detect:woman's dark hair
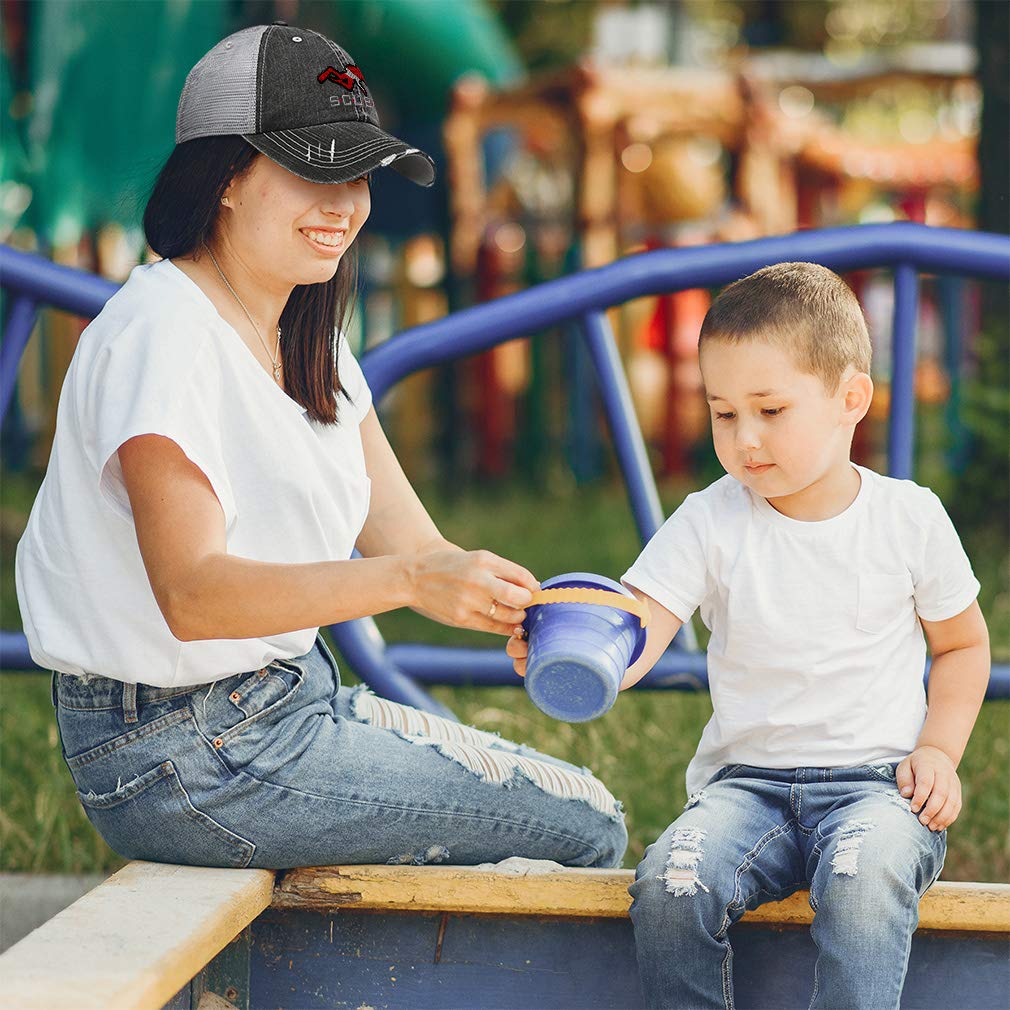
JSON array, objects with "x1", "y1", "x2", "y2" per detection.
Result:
[{"x1": 142, "y1": 135, "x2": 361, "y2": 425}]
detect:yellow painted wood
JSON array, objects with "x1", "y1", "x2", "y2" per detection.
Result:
[
  {"x1": 0, "y1": 860, "x2": 275, "y2": 1010},
  {"x1": 273, "y1": 865, "x2": 1010, "y2": 933}
]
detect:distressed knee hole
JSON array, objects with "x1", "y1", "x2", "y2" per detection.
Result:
[
  {"x1": 662, "y1": 826, "x2": 709, "y2": 895},
  {"x1": 831, "y1": 816, "x2": 874, "y2": 876},
  {"x1": 434, "y1": 740, "x2": 623, "y2": 821},
  {"x1": 350, "y1": 685, "x2": 523, "y2": 753},
  {"x1": 350, "y1": 687, "x2": 623, "y2": 822}
]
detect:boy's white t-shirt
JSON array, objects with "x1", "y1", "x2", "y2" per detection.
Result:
[
  {"x1": 15, "y1": 257, "x2": 373, "y2": 687},
  {"x1": 621, "y1": 462, "x2": 981, "y2": 797}
]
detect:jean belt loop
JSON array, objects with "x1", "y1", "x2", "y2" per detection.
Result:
[
  {"x1": 123, "y1": 681, "x2": 139, "y2": 724},
  {"x1": 50, "y1": 670, "x2": 58, "y2": 709}
]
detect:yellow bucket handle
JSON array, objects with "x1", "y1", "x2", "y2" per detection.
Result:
[{"x1": 527, "y1": 587, "x2": 650, "y2": 629}]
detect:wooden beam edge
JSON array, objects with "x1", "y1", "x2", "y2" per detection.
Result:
[
  {"x1": 0, "y1": 861, "x2": 275, "y2": 1010},
  {"x1": 271, "y1": 866, "x2": 1010, "y2": 934}
]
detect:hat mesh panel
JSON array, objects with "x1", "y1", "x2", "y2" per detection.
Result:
[{"x1": 176, "y1": 26, "x2": 266, "y2": 144}]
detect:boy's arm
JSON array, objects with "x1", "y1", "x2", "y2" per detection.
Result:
[
  {"x1": 618, "y1": 587, "x2": 684, "y2": 691},
  {"x1": 896, "y1": 599, "x2": 990, "y2": 832}
]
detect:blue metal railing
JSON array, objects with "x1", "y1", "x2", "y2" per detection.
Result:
[{"x1": 2, "y1": 223, "x2": 1008, "y2": 712}]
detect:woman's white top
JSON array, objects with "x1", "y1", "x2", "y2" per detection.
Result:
[{"x1": 15, "y1": 257, "x2": 373, "y2": 687}]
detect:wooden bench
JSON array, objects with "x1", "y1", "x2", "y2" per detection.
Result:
[{"x1": 1, "y1": 861, "x2": 1007, "y2": 1010}]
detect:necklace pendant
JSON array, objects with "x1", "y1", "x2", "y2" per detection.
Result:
[{"x1": 273, "y1": 363, "x2": 282, "y2": 382}]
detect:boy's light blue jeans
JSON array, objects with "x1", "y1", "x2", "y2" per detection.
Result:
[
  {"x1": 629, "y1": 762, "x2": 946, "y2": 1010},
  {"x1": 51, "y1": 633, "x2": 627, "y2": 870}
]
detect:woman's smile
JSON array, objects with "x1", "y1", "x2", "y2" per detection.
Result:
[{"x1": 301, "y1": 229, "x2": 346, "y2": 255}]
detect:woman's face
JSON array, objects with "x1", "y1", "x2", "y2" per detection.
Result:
[{"x1": 218, "y1": 154, "x2": 371, "y2": 288}]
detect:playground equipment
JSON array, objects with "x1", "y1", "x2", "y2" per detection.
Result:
[
  {"x1": 522, "y1": 572, "x2": 649, "y2": 722},
  {"x1": 443, "y1": 55, "x2": 982, "y2": 480},
  {"x1": 2, "y1": 223, "x2": 1009, "y2": 712},
  {"x1": 1, "y1": 223, "x2": 1009, "y2": 1009}
]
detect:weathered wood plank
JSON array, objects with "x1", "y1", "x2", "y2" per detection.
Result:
[
  {"x1": 0, "y1": 861, "x2": 274, "y2": 1010},
  {"x1": 272, "y1": 866, "x2": 1010, "y2": 933}
]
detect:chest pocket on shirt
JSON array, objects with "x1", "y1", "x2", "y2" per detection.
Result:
[{"x1": 856, "y1": 572, "x2": 913, "y2": 634}]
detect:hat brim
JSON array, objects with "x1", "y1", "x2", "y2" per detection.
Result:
[{"x1": 242, "y1": 121, "x2": 435, "y2": 187}]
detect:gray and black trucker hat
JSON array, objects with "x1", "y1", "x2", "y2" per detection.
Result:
[{"x1": 175, "y1": 21, "x2": 435, "y2": 187}]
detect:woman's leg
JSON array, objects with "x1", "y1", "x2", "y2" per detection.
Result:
[
  {"x1": 59, "y1": 637, "x2": 627, "y2": 871},
  {"x1": 629, "y1": 768, "x2": 806, "y2": 1010},
  {"x1": 804, "y1": 772, "x2": 947, "y2": 1010}
]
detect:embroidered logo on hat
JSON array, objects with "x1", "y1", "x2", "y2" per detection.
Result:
[{"x1": 318, "y1": 64, "x2": 366, "y2": 90}]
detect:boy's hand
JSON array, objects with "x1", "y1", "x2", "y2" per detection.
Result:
[
  {"x1": 506, "y1": 626, "x2": 528, "y2": 678},
  {"x1": 895, "y1": 746, "x2": 962, "y2": 832}
]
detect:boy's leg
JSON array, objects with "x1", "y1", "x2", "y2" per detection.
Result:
[
  {"x1": 804, "y1": 768, "x2": 947, "y2": 1010},
  {"x1": 628, "y1": 767, "x2": 807, "y2": 1010}
]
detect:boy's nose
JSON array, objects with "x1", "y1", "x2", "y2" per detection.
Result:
[{"x1": 735, "y1": 427, "x2": 761, "y2": 451}]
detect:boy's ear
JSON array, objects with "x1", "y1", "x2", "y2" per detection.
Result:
[{"x1": 841, "y1": 371, "x2": 874, "y2": 425}]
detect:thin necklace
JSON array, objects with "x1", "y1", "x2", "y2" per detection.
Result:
[{"x1": 202, "y1": 241, "x2": 283, "y2": 384}]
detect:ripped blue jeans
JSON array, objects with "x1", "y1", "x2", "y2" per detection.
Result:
[
  {"x1": 52, "y1": 633, "x2": 627, "y2": 870},
  {"x1": 628, "y1": 763, "x2": 947, "y2": 1010}
]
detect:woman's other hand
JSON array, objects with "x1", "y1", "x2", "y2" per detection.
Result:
[
  {"x1": 506, "y1": 627, "x2": 528, "y2": 678},
  {"x1": 407, "y1": 547, "x2": 539, "y2": 635}
]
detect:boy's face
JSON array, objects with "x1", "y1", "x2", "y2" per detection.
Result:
[{"x1": 700, "y1": 338, "x2": 870, "y2": 504}]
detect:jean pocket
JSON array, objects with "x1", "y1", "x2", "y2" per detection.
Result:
[
  {"x1": 200, "y1": 662, "x2": 305, "y2": 741},
  {"x1": 76, "y1": 758, "x2": 256, "y2": 868},
  {"x1": 63, "y1": 706, "x2": 193, "y2": 772},
  {"x1": 859, "y1": 762, "x2": 900, "y2": 783}
]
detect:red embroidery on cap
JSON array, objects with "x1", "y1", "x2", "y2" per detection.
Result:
[{"x1": 317, "y1": 64, "x2": 365, "y2": 91}]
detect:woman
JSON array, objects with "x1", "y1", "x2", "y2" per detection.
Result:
[{"x1": 15, "y1": 23, "x2": 626, "y2": 871}]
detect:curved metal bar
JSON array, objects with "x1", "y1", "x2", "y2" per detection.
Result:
[
  {"x1": 1, "y1": 295, "x2": 39, "y2": 423},
  {"x1": 890, "y1": 263, "x2": 921, "y2": 481},
  {"x1": 577, "y1": 310, "x2": 665, "y2": 544},
  {"x1": 0, "y1": 244, "x2": 120, "y2": 315},
  {"x1": 361, "y1": 224, "x2": 1010, "y2": 402},
  {"x1": 381, "y1": 643, "x2": 1008, "y2": 701},
  {"x1": 326, "y1": 619, "x2": 458, "y2": 719}
]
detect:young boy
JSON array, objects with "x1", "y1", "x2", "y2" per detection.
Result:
[{"x1": 507, "y1": 262, "x2": 990, "y2": 1009}]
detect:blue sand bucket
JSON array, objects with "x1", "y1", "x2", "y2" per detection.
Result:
[{"x1": 521, "y1": 572, "x2": 649, "y2": 723}]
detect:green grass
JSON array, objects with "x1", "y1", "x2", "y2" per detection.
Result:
[{"x1": 2, "y1": 420, "x2": 1008, "y2": 879}]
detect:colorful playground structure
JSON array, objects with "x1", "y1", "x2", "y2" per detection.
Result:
[
  {"x1": 1, "y1": 223, "x2": 1008, "y2": 1008},
  {"x1": 439, "y1": 51, "x2": 983, "y2": 485}
]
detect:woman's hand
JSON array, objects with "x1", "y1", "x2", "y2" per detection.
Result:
[
  {"x1": 506, "y1": 627, "x2": 528, "y2": 678},
  {"x1": 407, "y1": 548, "x2": 539, "y2": 636}
]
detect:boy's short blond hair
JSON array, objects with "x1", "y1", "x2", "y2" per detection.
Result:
[{"x1": 698, "y1": 262, "x2": 872, "y2": 397}]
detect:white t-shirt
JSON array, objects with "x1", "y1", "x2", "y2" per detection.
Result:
[
  {"x1": 621, "y1": 462, "x2": 981, "y2": 797},
  {"x1": 15, "y1": 257, "x2": 373, "y2": 687}
]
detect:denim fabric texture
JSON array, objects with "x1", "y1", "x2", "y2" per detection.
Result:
[
  {"x1": 52, "y1": 634, "x2": 627, "y2": 870},
  {"x1": 628, "y1": 763, "x2": 947, "y2": 1010}
]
